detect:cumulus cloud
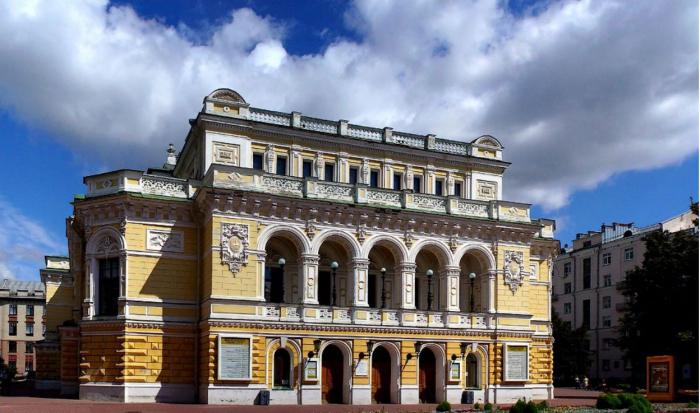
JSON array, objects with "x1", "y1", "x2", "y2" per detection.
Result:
[
  {"x1": 0, "y1": 198, "x2": 65, "y2": 280},
  {"x1": 0, "y1": 0, "x2": 696, "y2": 210}
]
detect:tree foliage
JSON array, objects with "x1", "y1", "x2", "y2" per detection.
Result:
[
  {"x1": 617, "y1": 228, "x2": 698, "y2": 388},
  {"x1": 552, "y1": 309, "x2": 590, "y2": 385}
]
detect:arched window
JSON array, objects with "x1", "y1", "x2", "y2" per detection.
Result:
[
  {"x1": 466, "y1": 353, "x2": 478, "y2": 388},
  {"x1": 273, "y1": 348, "x2": 291, "y2": 388}
]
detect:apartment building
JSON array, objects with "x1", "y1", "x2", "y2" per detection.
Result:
[{"x1": 0, "y1": 278, "x2": 45, "y2": 376}]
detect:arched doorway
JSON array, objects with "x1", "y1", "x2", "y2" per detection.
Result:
[
  {"x1": 322, "y1": 345, "x2": 345, "y2": 404},
  {"x1": 371, "y1": 346, "x2": 391, "y2": 403},
  {"x1": 318, "y1": 238, "x2": 354, "y2": 307},
  {"x1": 466, "y1": 353, "x2": 479, "y2": 388},
  {"x1": 419, "y1": 348, "x2": 437, "y2": 403},
  {"x1": 414, "y1": 245, "x2": 450, "y2": 311},
  {"x1": 264, "y1": 234, "x2": 303, "y2": 304},
  {"x1": 457, "y1": 248, "x2": 492, "y2": 313},
  {"x1": 273, "y1": 349, "x2": 291, "y2": 388},
  {"x1": 366, "y1": 239, "x2": 404, "y2": 309}
]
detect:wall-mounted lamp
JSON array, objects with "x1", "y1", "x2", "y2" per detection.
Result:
[
  {"x1": 414, "y1": 341, "x2": 423, "y2": 356},
  {"x1": 451, "y1": 353, "x2": 458, "y2": 361},
  {"x1": 313, "y1": 339, "x2": 321, "y2": 356},
  {"x1": 366, "y1": 340, "x2": 375, "y2": 357},
  {"x1": 460, "y1": 342, "x2": 468, "y2": 357}
]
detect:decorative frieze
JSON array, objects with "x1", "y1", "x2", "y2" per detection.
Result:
[
  {"x1": 141, "y1": 176, "x2": 188, "y2": 199},
  {"x1": 220, "y1": 223, "x2": 249, "y2": 274},
  {"x1": 146, "y1": 229, "x2": 184, "y2": 253}
]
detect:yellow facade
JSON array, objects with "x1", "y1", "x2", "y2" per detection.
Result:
[{"x1": 38, "y1": 88, "x2": 558, "y2": 405}]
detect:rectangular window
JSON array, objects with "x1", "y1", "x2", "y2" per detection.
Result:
[
  {"x1": 349, "y1": 167, "x2": 358, "y2": 184},
  {"x1": 276, "y1": 156, "x2": 287, "y2": 176},
  {"x1": 393, "y1": 173, "x2": 402, "y2": 190},
  {"x1": 603, "y1": 339, "x2": 614, "y2": 350},
  {"x1": 583, "y1": 258, "x2": 591, "y2": 289},
  {"x1": 603, "y1": 296, "x2": 611, "y2": 309},
  {"x1": 302, "y1": 160, "x2": 313, "y2": 178},
  {"x1": 563, "y1": 262, "x2": 571, "y2": 277},
  {"x1": 8, "y1": 341, "x2": 16, "y2": 353},
  {"x1": 435, "y1": 179, "x2": 444, "y2": 196},
  {"x1": 602, "y1": 316, "x2": 611, "y2": 327},
  {"x1": 564, "y1": 302, "x2": 572, "y2": 314},
  {"x1": 252, "y1": 153, "x2": 264, "y2": 170},
  {"x1": 583, "y1": 299, "x2": 591, "y2": 330},
  {"x1": 504, "y1": 344, "x2": 529, "y2": 381},
  {"x1": 370, "y1": 170, "x2": 379, "y2": 188},
  {"x1": 218, "y1": 335, "x2": 252, "y2": 380},
  {"x1": 454, "y1": 181, "x2": 462, "y2": 197},
  {"x1": 26, "y1": 361, "x2": 33, "y2": 372},
  {"x1": 26, "y1": 305, "x2": 34, "y2": 317},
  {"x1": 8, "y1": 322, "x2": 17, "y2": 336},
  {"x1": 602, "y1": 253, "x2": 611, "y2": 266},
  {"x1": 624, "y1": 247, "x2": 634, "y2": 261},
  {"x1": 413, "y1": 177, "x2": 422, "y2": 193},
  {"x1": 564, "y1": 282, "x2": 572, "y2": 294},
  {"x1": 324, "y1": 164, "x2": 335, "y2": 181},
  {"x1": 26, "y1": 324, "x2": 34, "y2": 336},
  {"x1": 26, "y1": 343, "x2": 34, "y2": 353},
  {"x1": 583, "y1": 240, "x2": 592, "y2": 248},
  {"x1": 602, "y1": 359, "x2": 611, "y2": 371},
  {"x1": 9, "y1": 304, "x2": 17, "y2": 315},
  {"x1": 604, "y1": 274, "x2": 612, "y2": 287},
  {"x1": 98, "y1": 257, "x2": 120, "y2": 317}
]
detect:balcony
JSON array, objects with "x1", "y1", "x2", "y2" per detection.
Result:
[{"x1": 209, "y1": 165, "x2": 534, "y2": 224}]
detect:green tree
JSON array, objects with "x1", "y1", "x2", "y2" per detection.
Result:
[
  {"x1": 552, "y1": 309, "x2": 590, "y2": 385},
  {"x1": 617, "y1": 228, "x2": 698, "y2": 388}
]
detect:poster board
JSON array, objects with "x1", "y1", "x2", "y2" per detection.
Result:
[
  {"x1": 646, "y1": 355, "x2": 674, "y2": 402},
  {"x1": 449, "y1": 360, "x2": 462, "y2": 382},
  {"x1": 355, "y1": 359, "x2": 368, "y2": 376},
  {"x1": 504, "y1": 343, "x2": 528, "y2": 381},
  {"x1": 218, "y1": 335, "x2": 252, "y2": 380},
  {"x1": 305, "y1": 358, "x2": 319, "y2": 381}
]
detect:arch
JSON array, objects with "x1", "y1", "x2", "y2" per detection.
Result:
[
  {"x1": 256, "y1": 224, "x2": 311, "y2": 254},
  {"x1": 361, "y1": 234, "x2": 409, "y2": 262},
  {"x1": 408, "y1": 239, "x2": 453, "y2": 267},
  {"x1": 205, "y1": 88, "x2": 247, "y2": 105},
  {"x1": 265, "y1": 338, "x2": 302, "y2": 389},
  {"x1": 371, "y1": 342, "x2": 401, "y2": 404},
  {"x1": 320, "y1": 340, "x2": 352, "y2": 404},
  {"x1": 471, "y1": 135, "x2": 503, "y2": 149},
  {"x1": 273, "y1": 348, "x2": 292, "y2": 388},
  {"x1": 85, "y1": 226, "x2": 126, "y2": 256},
  {"x1": 453, "y1": 244, "x2": 496, "y2": 271},
  {"x1": 311, "y1": 229, "x2": 362, "y2": 259},
  {"x1": 417, "y1": 343, "x2": 446, "y2": 403}
]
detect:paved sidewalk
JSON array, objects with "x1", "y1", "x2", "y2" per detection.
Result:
[{"x1": 0, "y1": 389, "x2": 600, "y2": 413}]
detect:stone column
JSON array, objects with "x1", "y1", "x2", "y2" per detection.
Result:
[
  {"x1": 397, "y1": 262, "x2": 417, "y2": 310},
  {"x1": 440, "y1": 266, "x2": 461, "y2": 311},
  {"x1": 254, "y1": 252, "x2": 267, "y2": 301},
  {"x1": 300, "y1": 253, "x2": 320, "y2": 305},
  {"x1": 487, "y1": 269, "x2": 497, "y2": 313},
  {"x1": 352, "y1": 258, "x2": 370, "y2": 307},
  {"x1": 338, "y1": 152, "x2": 348, "y2": 183}
]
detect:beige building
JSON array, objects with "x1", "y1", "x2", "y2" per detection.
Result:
[
  {"x1": 552, "y1": 209, "x2": 697, "y2": 382},
  {"x1": 37, "y1": 88, "x2": 559, "y2": 405},
  {"x1": 0, "y1": 278, "x2": 46, "y2": 376}
]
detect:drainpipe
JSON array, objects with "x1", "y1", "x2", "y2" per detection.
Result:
[
  {"x1": 193, "y1": 210, "x2": 202, "y2": 403},
  {"x1": 594, "y1": 245, "x2": 601, "y2": 383}
]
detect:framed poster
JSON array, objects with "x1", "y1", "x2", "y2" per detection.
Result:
[
  {"x1": 218, "y1": 334, "x2": 252, "y2": 380},
  {"x1": 355, "y1": 359, "x2": 368, "y2": 376},
  {"x1": 650, "y1": 362, "x2": 669, "y2": 392},
  {"x1": 646, "y1": 355, "x2": 674, "y2": 402},
  {"x1": 305, "y1": 358, "x2": 319, "y2": 381},
  {"x1": 504, "y1": 344, "x2": 528, "y2": 381},
  {"x1": 450, "y1": 360, "x2": 462, "y2": 382}
]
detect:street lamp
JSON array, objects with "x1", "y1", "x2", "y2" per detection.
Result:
[
  {"x1": 469, "y1": 272, "x2": 476, "y2": 312},
  {"x1": 278, "y1": 257, "x2": 286, "y2": 303},
  {"x1": 330, "y1": 261, "x2": 339, "y2": 306},
  {"x1": 380, "y1": 267, "x2": 387, "y2": 309},
  {"x1": 426, "y1": 269, "x2": 434, "y2": 310},
  {"x1": 460, "y1": 342, "x2": 468, "y2": 358}
]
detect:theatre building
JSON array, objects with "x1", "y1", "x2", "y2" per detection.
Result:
[{"x1": 37, "y1": 88, "x2": 558, "y2": 405}]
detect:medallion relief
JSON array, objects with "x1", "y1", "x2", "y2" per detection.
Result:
[
  {"x1": 504, "y1": 250, "x2": 525, "y2": 293},
  {"x1": 221, "y1": 223, "x2": 249, "y2": 274}
]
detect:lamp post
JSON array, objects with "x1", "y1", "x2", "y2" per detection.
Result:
[
  {"x1": 380, "y1": 267, "x2": 387, "y2": 309},
  {"x1": 469, "y1": 272, "x2": 476, "y2": 312},
  {"x1": 330, "y1": 261, "x2": 339, "y2": 306},
  {"x1": 426, "y1": 269, "x2": 434, "y2": 310},
  {"x1": 278, "y1": 257, "x2": 286, "y2": 303}
]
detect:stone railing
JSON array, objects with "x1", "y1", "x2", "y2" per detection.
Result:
[
  {"x1": 84, "y1": 170, "x2": 191, "y2": 199},
  {"x1": 244, "y1": 107, "x2": 504, "y2": 159},
  {"x1": 209, "y1": 165, "x2": 532, "y2": 223},
  {"x1": 141, "y1": 175, "x2": 189, "y2": 199},
  {"x1": 244, "y1": 303, "x2": 498, "y2": 330}
]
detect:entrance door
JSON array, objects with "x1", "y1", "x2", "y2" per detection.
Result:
[
  {"x1": 322, "y1": 345, "x2": 344, "y2": 403},
  {"x1": 372, "y1": 346, "x2": 391, "y2": 403},
  {"x1": 419, "y1": 349, "x2": 437, "y2": 403}
]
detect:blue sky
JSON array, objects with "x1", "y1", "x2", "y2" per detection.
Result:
[{"x1": 0, "y1": 0, "x2": 697, "y2": 280}]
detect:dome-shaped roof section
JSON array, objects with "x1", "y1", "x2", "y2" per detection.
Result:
[
  {"x1": 204, "y1": 88, "x2": 247, "y2": 105},
  {"x1": 471, "y1": 135, "x2": 503, "y2": 149}
]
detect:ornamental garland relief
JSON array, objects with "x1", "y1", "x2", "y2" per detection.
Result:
[
  {"x1": 221, "y1": 223, "x2": 249, "y2": 274},
  {"x1": 504, "y1": 250, "x2": 525, "y2": 293},
  {"x1": 147, "y1": 230, "x2": 184, "y2": 253}
]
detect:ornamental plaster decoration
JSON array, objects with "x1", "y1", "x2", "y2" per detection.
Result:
[
  {"x1": 448, "y1": 236, "x2": 458, "y2": 253},
  {"x1": 265, "y1": 145, "x2": 275, "y2": 173},
  {"x1": 476, "y1": 180, "x2": 497, "y2": 201},
  {"x1": 314, "y1": 153, "x2": 325, "y2": 179},
  {"x1": 455, "y1": 200, "x2": 489, "y2": 218},
  {"x1": 356, "y1": 225, "x2": 368, "y2": 243},
  {"x1": 504, "y1": 250, "x2": 525, "y2": 293},
  {"x1": 221, "y1": 223, "x2": 250, "y2": 274},
  {"x1": 213, "y1": 142, "x2": 240, "y2": 166},
  {"x1": 147, "y1": 230, "x2": 184, "y2": 253},
  {"x1": 361, "y1": 159, "x2": 370, "y2": 185},
  {"x1": 141, "y1": 177, "x2": 188, "y2": 198},
  {"x1": 95, "y1": 235, "x2": 120, "y2": 256},
  {"x1": 403, "y1": 230, "x2": 415, "y2": 248},
  {"x1": 306, "y1": 220, "x2": 317, "y2": 240},
  {"x1": 405, "y1": 166, "x2": 413, "y2": 190}
]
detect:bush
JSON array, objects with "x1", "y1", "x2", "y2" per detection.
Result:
[
  {"x1": 688, "y1": 401, "x2": 698, "y2": 408},
  {"x1": 524, "y1": 401, "x2": 540, "y2": 413},
  {"x1": 436, "y1": 401, "x2": 452, "y2": 412},
  {"x1": 626, "y1": 397, "x2": 652, "y2": 413},
  {"x1": 484, "y1": 402, "x2": 493, "y2": 411},
  {"x1": 597, "y1": 393, "x2": 623, "y2": 409},
  {"x1": 474, "y1": 402, "x2": 482, "y2": 410},
  {"x1": 537, "y1": 401, "x2": 548, "y2": 410}
]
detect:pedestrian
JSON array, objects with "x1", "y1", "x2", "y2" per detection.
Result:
[
  {"x1": 574, "y1": 376, "x2": 580, "y2": 389},
  {"x1": 583, "y1": 376, "x2": 589, "y2": 390}
]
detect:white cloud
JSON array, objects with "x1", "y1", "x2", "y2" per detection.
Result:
[
  {"x1": 0, "y1": 0, "x2": 696, "y2": 210},
  {"x1": 0, "y1": 198, "x2": 65, "y2": 280}
]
